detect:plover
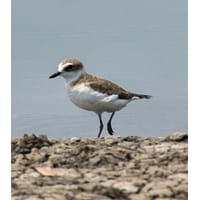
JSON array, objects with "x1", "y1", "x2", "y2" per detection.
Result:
[{"x1": 49, "y1": 58, "x2": 152, "y2": 137}]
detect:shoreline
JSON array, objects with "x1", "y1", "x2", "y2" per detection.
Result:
[{"x1": 12, "y1": 132, "x2": 188, "y2": 200}]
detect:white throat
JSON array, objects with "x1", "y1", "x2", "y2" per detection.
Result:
[{"x1": 61, "y1": 68, "x2": 86, "y2": 84}]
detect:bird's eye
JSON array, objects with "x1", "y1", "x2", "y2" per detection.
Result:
[{"x1": 64, "y1": 65, "x2": 74, "y2": 71}]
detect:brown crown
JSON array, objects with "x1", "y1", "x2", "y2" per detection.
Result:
[{"x1": 62, "y1": 58, "x2": 83, "y2": 72}]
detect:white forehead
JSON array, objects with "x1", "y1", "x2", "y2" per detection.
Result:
[{"x1": 58, "y1": 62, "x2": 73, "y2": 72}]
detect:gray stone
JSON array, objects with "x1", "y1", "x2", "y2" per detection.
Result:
[{"x1": 164, "y1": 132, "x2": 188, "y2": 142}]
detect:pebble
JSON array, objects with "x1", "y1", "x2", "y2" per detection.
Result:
[{"x1": 70, "y1": 137, "x2": 81, "y2": 143}]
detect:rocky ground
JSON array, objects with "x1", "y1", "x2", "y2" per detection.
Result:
[{"x1": 12, "y1": 132, "x2": 188, "y2": 200}]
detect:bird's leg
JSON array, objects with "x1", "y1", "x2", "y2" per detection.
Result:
[
  {"x1": 97, "y1": 114, "x2": 104, "y2": 138},
  {"x1": 107, "y1": 112, "x2": 115, "y2": 135}
]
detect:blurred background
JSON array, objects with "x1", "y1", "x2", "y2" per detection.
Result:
[{"x1": 12, "y1": 0, "x2": 187, "y2": 138}]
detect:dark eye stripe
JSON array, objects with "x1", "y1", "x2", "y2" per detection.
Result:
[{"x1": 64, "y1": 65, "x2": 74, "y2": 71}]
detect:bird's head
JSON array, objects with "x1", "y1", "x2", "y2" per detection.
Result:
[{"x1": 49, "y1": 58, "x2": 86, "y2": 82}]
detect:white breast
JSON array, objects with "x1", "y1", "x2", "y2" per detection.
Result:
[{"x1": 67, "y1": 83, "x2": 130, "y2": 113}]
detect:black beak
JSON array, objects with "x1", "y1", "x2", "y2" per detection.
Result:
[{"x1": 49, "y1": 72, "x2": 61, "y2": 79}]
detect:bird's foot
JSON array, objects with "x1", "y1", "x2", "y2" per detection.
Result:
[{"x1": 107, "y1": 124, "x2": 114, "y2": 135}]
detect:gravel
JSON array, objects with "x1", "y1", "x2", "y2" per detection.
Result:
[{"x1": 12, "y1": 132, "x2": 188, "y2": 200}]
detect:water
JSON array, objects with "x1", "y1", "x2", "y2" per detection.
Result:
[{"x1": 12, "y1": 0, "x2": 187, "y2": 138}]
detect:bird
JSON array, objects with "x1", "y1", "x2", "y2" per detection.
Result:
[{"x1": 49, "y1": 58, "x2": 152, "y2": 137}]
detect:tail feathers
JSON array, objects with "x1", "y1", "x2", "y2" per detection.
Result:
[
  {"x1": 141, "y1": 94, "x2": 152, "y2": 99},
  {"x1": 132, "y1": 93, "x2": 152, "y2": 100}
]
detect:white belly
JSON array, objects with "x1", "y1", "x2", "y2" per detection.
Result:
[{"x1": 67, "y1": 83, "x2": 130, "y2": 113}]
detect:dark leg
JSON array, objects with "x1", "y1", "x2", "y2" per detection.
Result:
[
  {"x1": 107, "y1": 112, "x2": 115, "y2": 135},
  {"x1": 97, "y1": 114, "x2": 104, "y2": 138}
]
